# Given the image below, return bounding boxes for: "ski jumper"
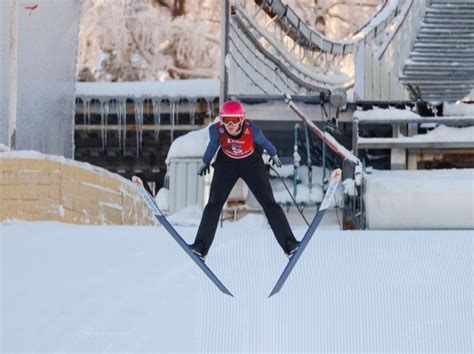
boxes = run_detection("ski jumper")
[194,120,298,256]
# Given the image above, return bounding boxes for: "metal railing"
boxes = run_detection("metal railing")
[356,0,429,101]
[228,0,418,99]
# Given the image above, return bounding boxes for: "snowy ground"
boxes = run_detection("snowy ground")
[1,216,472,352]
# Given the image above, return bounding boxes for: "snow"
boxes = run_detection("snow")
[365,169,474,229]
[444,102,474,116]
[165,125,209,163]
[415,124,474,142]
[353,107,420,121]
[0,143,10,152]
[268,165,342,206]
[273,182,324,204]
[237,6,350,86]
[167,205,203,227]
[359,124,474,145]
[1,220,471,352]
[465,89,474,100]
[156,187,169,211]
[343,178,357,196]
[353,0,402,40]
[75,79,219,98]
[268,163,294,178]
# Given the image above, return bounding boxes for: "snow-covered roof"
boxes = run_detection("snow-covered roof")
[353,107,421,121]
[165,126,210,163]
[443,103,474,117]
[358,125,474,148]
[354,107,474,124]
[75,79,219,99]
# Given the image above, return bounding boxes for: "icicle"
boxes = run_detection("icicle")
[134,99,144,157]
[81,97,90,127]
[121,100,127,156]
[84,97,92,131]
[100,99,110,150]
[188,98,197,126]
[152,97,162,141]
[116,99,125,150]
[115,100,121,149]
[205,98,212,120]
[170,99,176,142]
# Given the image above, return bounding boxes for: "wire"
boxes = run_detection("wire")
[266,163,310,227]
[333,193,343,231]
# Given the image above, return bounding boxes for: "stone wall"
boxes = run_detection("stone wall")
[0,152,155,225]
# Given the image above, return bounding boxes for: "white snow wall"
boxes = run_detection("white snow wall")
[365,169,474,229]
[0,0,82,158]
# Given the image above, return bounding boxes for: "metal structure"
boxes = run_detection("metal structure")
[400,0,474,101]
[220,0,474,229]
[223,0,474,102]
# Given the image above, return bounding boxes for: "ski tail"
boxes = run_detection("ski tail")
[132,176,234,297]
[269,169,342,297]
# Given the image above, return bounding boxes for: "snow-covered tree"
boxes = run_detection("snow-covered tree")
[77,0,382,82]
[77,0,220,82]
[284,0,382,39]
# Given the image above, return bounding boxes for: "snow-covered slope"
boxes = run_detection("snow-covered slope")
[1,220,472,352]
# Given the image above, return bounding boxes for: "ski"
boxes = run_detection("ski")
[132,176,234,297]
[269,169,342,297]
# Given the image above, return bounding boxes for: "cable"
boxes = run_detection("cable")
[266,163,310,227]
[332,182,344,230]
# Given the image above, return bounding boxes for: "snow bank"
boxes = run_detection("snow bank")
[75,79,219,98]
[156,187,169,211]
[167,205,203,226]
[415,125,474,142]
[353,107,420,121]
[365,169,474,229]
[444,102,474,116]
[165,126,209,163]
[359,124,474,146]
[0,143,11,152]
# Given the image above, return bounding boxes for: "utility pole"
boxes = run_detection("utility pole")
[219,0,230,104]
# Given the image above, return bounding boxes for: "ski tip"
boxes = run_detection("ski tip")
[131,176,143,186]
[268,288,280,298]
[221,288,234,297]
[330,168,342,182]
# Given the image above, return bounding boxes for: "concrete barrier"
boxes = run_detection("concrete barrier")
[0,151,155,225]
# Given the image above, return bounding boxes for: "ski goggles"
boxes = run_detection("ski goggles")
[221,116,243,126]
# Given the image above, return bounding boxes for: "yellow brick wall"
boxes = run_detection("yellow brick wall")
[0,152,155,225]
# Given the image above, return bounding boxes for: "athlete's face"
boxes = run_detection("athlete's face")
[222,116,243,136]
[224,122,242,136]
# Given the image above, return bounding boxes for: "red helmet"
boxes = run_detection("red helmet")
[220,100,245,118]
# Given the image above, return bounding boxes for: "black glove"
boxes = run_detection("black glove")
[269,154,282,168]
[197,162,210,176]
